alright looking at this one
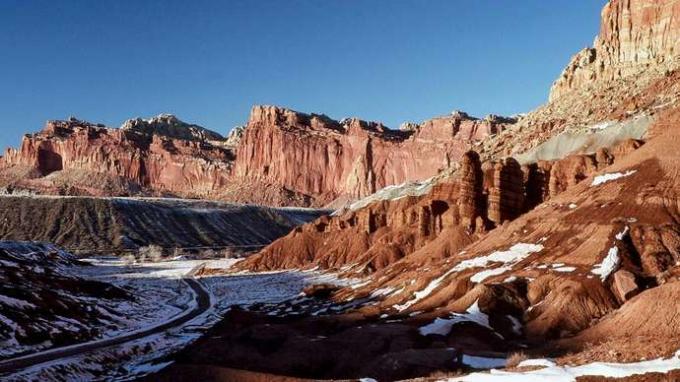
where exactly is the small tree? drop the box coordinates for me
[220,247,239,259]
[201,248,217,259]
[122,253,136,266]
[138,245,163,263]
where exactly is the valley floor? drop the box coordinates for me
[0,257,359,381]
[3,255,680,382]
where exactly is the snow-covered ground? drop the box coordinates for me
[591,170,637,186]
[395,243,544,311]
[439,350,680,382]
[73,258,212,340]
[4,257,364,381]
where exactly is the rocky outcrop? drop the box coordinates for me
[233,106,514,205]
[550,0,680,101]
[0,118,235,198]
[486,158,525,225]
[0,242,130,358]
[240,140,643,273]
[456,151,484,229]
[121,114,225,143]
[612,269,639,302]
[0,107,513,206]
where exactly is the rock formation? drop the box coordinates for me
[239,140,642,273]
[144,1,680,381]
[233,105,514,205]
[550,0,680,101]
[0,117,235,199]
[121,114,226,143]
[0,107,513,206]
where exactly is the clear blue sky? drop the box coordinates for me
[0,0,606,151]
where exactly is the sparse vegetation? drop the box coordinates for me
[220,247,239,259]
[138,245,164,263]
[172,247,185,259]
[121,253,136,266]
[506,351,528,369]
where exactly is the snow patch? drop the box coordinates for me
[507,315,522,335]
[591,170,637,186]
[440,350,680,382]
[591,226,627,281]
[419,300,496,336]
[396,243,543,311]
[462,355,507,369]
[0,294,36,309]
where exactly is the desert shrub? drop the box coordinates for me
[505,351,528,369]
[201,248,217,258]
[121,253,136,266]
[220,247,238,258]
[138,245,164,263]
[172,247,185,259]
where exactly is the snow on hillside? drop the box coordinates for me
[419,300,495,336]
[440,350,680,381]
[396,243,544,311]
[3,254,366,381]
[337,176,438,214]
[591,170,637,186]
[0,242,130,359]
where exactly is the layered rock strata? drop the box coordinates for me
[240,139,642,273]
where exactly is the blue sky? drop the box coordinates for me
[0,0,605,151]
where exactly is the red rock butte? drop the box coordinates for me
[0,107,515,207]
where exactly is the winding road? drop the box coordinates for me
[0,276,211,376]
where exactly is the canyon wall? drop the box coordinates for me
[233,106,513,205]
[240,139,643,272]
[3,0,677,208]
[550,0,680,101]
[0,108,512,206]
[0,118,234,198]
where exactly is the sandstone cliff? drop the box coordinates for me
[239,139,642,273]
[0,108,513,206]
[233,106,513,205]
[2,0,679,211]
[0,117,234,198]
[550,0,680,101]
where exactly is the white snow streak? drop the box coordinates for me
[396,243,543,311]
[591,226,627,281]
[591,171,637,186]
[419,300,495,336]
[440,350,680,382]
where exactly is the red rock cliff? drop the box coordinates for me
[550,0,680,101]
[233,106,513,205]
[0,108,511,206]
[240,139,643,272]
[1,118,234,197]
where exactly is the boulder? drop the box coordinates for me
[612,270,639,302]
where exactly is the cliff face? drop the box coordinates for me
[239,139,642,272]
[1,118,234,198]
[3,0,677,209]
[233,106,513,205]
[550,0,680,101]
[0,107,512,205]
